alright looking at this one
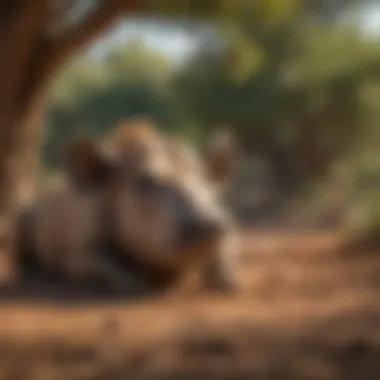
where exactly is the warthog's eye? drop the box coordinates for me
[135,173,160,194]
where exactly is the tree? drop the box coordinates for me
[0,1,142,284]
[175,8,380,194]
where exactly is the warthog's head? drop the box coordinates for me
[66,118,236,274]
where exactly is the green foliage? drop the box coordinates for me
[45,43,181,167]
[175,12,380,191]
[339,106,380,239]
[44,0,380,208]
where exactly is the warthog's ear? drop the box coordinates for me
[65,138,113,187]
[104,117,159,154]
[205,129,236,183]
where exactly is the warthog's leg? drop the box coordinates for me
[202,229,241,293]
[65,247,152,294]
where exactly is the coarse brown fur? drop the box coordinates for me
[14,118,240,294]
[100,119,241,292]
[14,138,150,293]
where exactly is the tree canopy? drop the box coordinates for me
[44,1,380,196]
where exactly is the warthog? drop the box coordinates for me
[14,118,240,293]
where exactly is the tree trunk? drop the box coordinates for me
[0,112,44,285]
[0,2,48,284]
[0,1,139,286]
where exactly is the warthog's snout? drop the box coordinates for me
[179,217,224,247]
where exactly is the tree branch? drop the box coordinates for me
[17,0,141,128]
[47,0,140,71]
[0,1,49,106]
[22,0,139,113]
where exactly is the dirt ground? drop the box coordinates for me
[1,230,380,380]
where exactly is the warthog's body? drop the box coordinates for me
[15,118,240,293]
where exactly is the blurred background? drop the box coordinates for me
[42,0,380,244]
[3,1,380,379]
